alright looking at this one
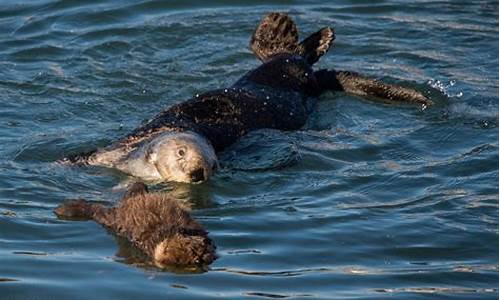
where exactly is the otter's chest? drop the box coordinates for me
[171,86,311,151]
[185,86,310,128]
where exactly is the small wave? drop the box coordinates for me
[215,263,499,278]
[447,102,499,124]
[244,291,314,299]
[214,267,332,277]
[9,44,72,62]
[82,40,132,58]
[374,287,497,294]
[380,14,497,34]
[0,278,19,282]
[226,249,262,255]
[219,129,301,171]
[12,251,48,256]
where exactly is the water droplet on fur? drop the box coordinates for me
[285,59,289,63]
[141,89,146,94]
[421,104,428,111]
[224,89,228,93]
[263,102,267,105]
[266,96,270,100]
[305,72,309,77]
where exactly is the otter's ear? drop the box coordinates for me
[124,182,149,199]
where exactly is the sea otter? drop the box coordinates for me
[54,182,216,268]
[65,13,433,183]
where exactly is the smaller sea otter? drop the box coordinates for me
[54,182,216,268]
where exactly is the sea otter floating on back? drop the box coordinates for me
[65,13,433,183]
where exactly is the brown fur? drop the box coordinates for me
[54,183,216,267]
[314,69,434,106]
[250,12,334,65]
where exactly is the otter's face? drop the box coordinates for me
[153,234,216,267]
[146,131,218,183]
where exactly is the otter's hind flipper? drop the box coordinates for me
[250,13,300,62]
[297,27,335,65]
[54,199,115,227]
[251,13,334,64]
[315,69,433,106]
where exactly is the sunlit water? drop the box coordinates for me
[0,1,498,299]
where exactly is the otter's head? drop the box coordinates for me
[145,131,218,183]
[153,233,216,267]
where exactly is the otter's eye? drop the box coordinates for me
[177,148,186,157]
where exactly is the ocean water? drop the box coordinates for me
[0,1,498,299]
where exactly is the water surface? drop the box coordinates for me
[0,1,498,299]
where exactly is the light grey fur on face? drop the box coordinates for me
[92,131,218,183]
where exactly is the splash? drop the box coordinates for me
[427,79,463,98]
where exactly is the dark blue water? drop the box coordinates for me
[0,1,498,299]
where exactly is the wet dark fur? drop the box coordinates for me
[54,182,216,267]
[66,12,432,164]
[121,54,318,152]
[117,57,432,153]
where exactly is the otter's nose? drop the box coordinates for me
[190,168,205,183]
